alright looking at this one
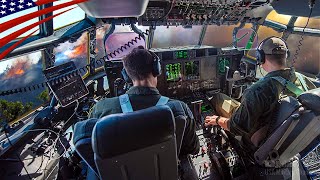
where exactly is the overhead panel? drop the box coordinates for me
[139,0,270,26]
[78,0,150,18]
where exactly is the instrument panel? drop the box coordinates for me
[43,62,89,107]
[153,46,244,97]
[139,0,267,26]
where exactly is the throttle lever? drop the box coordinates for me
[225,66,246,82]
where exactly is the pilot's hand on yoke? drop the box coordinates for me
[204,115,220,126]
[205,115,230,131]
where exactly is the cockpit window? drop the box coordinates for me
[104,32,146,61]
[0,51,48,128]
[266,10,292,25]
[53,0,86,30]
[294,17,320,29]
[202,24,253,48]
[246,25,283,59]
[95,25,111,69]
[54,32,89,77]
[257,26,283,42]
[152,26,202,48]
[202,25,236,47]
[0,7,39,39]
[287,35,320,76]
[95,24,148,67]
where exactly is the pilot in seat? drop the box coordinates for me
[205,36,316,156]
[89,46,200,158]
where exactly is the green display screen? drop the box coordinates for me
[185,61,200,80]
[166,63,182,82]
[176,50,188,59]
[201,104,212,112]
[218,57,230,74]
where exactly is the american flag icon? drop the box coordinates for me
[0,0,39,18]
[0,0,88,60]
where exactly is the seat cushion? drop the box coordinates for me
[298,88,320,112]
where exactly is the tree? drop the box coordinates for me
[0,100,34,123]
[24,102,33,112]
[37,90,49,103]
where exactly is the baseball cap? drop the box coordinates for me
[259,37,288,55]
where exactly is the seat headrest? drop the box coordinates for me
[73,118,98,145]
[298,88,320,112]
[92,105,175,159]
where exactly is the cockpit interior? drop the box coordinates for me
[0,0,319,179]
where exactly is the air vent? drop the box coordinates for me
[196,49,206,57]
[161,51,174,61]
[208,48,218,56]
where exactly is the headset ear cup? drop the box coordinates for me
[256,50,261,65]
[287,50,290,59]
[256,49,265,65]
[150,51,162,77]
[260,50,265,64]
[154,59,161,76]
[152,59,161,77]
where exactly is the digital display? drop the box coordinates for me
[218,57,231,74]
[166,63,182,82]
[175,50,188,59]
[185,61,200,80]
[43,61,89,107]
[201,104,212,113]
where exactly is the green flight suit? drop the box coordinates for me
[211,69,316,152]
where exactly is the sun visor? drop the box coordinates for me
[78,0,150,18]
[271,0,320,17]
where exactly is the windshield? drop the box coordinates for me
[53,0,86,30]
[287,35,320,76]
[95,25,148,68]
[0,51,48,129]
[152,26,202,48]
[54,31,89,77]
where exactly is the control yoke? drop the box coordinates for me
[225,66,246,99]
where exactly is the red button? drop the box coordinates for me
[201,146,207,153]
[204,162,209,169]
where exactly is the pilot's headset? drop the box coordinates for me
[121,47,161,83]
[256,36,290,65]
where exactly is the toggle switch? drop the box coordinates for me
[201,146,207,154]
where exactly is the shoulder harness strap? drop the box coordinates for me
[295,72,309,92]
[156,96,170,106]
[119,94,134,113]
[119,95,169,113]
[271,76,304,97]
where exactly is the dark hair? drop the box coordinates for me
[123,46,154,80]
[265,54,287,66]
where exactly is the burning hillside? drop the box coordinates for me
[2,58,31,80]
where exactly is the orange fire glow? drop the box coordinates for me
[3,59,31,79]
[65,43,87,59]
[15,69,25,75]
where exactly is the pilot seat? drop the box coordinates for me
[92,105,178,180]
[73,98,190,180]
[250,88,320,179]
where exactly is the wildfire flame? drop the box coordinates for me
[3,59,31,80]
[65,44,87,59]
